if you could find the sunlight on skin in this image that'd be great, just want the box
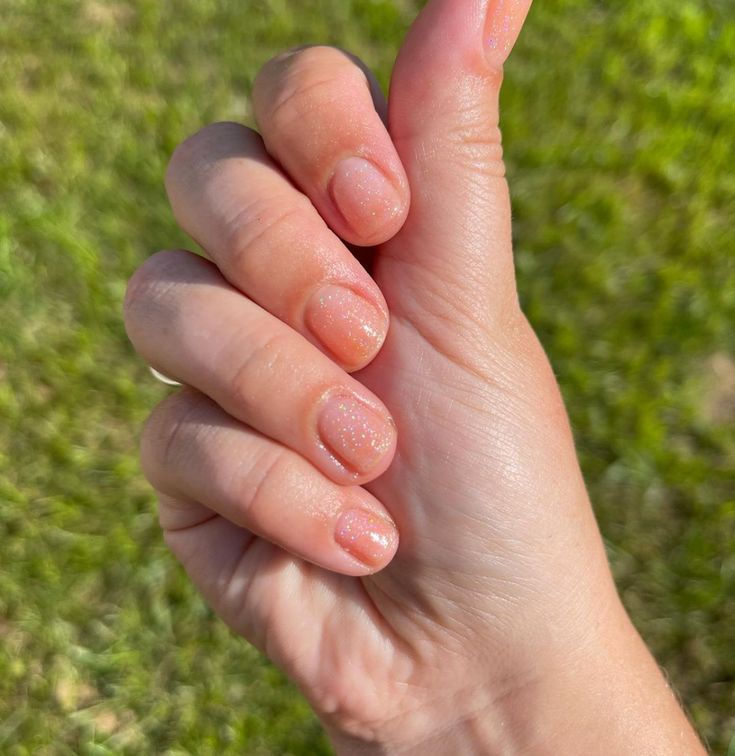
[128,0,707,752]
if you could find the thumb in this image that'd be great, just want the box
[380,0,532,327]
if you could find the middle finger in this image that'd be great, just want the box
[124,250,397,485]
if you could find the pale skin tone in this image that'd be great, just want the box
[124,0,707,753]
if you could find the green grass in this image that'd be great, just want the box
[1,0,733,752]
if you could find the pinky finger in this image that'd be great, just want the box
[155,492,273,649]
[143,389,399,576]
[154,493,372,665]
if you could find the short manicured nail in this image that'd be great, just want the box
[317,392,395,476]
[335,509,398,567]
[329,156,402,235]
[305,285,388,366]
[485,0,531,67]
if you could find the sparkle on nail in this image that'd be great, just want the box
[337,161,402,221]
[338,514,389,546]
[486,0,524,56]
[336,511,394,562]
[330,401,393,457]
[317,392,395,475]
[315,288,382,356]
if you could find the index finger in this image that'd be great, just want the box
[165,122,389,372]
[253,45,410,246]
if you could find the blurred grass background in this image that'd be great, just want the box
[1,0,733,752]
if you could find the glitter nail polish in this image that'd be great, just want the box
[317,391,396,476]
[334,509,398,567]
[329,156,403,235]
[485,0,531,66]
[304,284,388,367]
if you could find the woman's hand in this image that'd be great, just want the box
[124,0,704,752]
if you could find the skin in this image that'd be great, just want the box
[124,0,706,752]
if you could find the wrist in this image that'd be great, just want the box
[327,595,704,756]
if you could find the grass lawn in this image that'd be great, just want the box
[1,0,734,752]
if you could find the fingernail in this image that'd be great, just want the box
[329,156,402,235]
[317,392,396,476]
[305,285,388,366]
[335,509,398,567]
[485,0,530,67]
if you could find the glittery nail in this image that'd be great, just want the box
[334,509,398,567]
[329,156,402,235]
[304,284,388,367]
[317,392,396,475]
[485,0,530,66]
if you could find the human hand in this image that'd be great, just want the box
[124,0,705,752]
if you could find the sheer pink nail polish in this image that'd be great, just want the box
[317,392,396,476]
[329,156,402,235]
[335,509,398,567]
[485,0,531,67]
[305,284,388,367]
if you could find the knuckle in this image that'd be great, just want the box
[258,44,348,86]
[227,330,294,413]
[223,199,308,277]
[165,124,211,190]
[122,250,186,330]
[268,77,341,130]
[140,389,209,489]
[260,44,321,74]
[443,120,506,177]
[165,121,258,191]
[236,447,289,523]
[280,44,358,76]
[257,46,367,130]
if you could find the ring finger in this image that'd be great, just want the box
[252,45,410,246]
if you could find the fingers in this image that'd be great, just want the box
[144,390,398,576]
[156,492,385,672]
[165,122,388,372]
[123,250,397,485]
[253,46,409,246]
[381,0,532,324]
